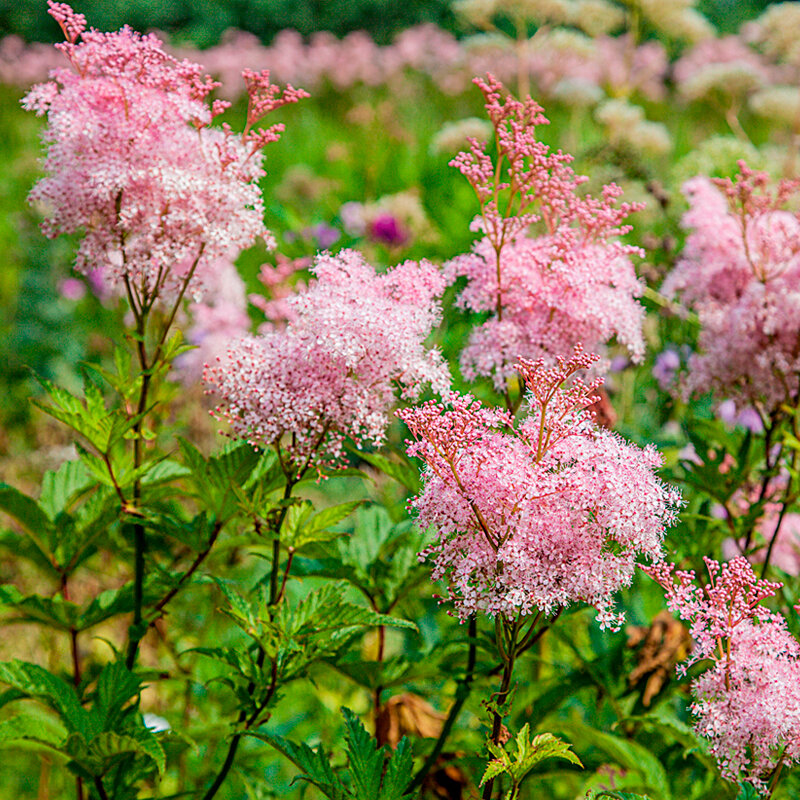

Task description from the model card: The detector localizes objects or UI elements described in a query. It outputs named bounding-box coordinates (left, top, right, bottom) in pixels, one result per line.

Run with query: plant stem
left=93, top=777, right=109, bottom=800
left=373, top=621, right=386, bottom=741
left=409, top=616, right=478, bottom=793
left=124, top=308, right=151, bottom=671
left=201, top=471, right=298, bottom=799
left=483, top=617, right=521, bottom=800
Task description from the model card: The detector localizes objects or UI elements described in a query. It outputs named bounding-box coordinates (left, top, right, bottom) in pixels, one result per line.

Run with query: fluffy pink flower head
left=643, top=557, right=800, bottom=790
left=205, top=249, right=450, bottom=473
left=400, top=347, right=680, bottom=628
left=663, top=162, right=800, bottom=413
left=447, top=75, right=645, bottom=392
left=23, top=2, right=307, bottom=310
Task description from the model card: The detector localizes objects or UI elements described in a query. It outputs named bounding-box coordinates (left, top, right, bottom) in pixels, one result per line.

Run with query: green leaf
left=253, top=731, right=347, bottom=800
left=0, top=484, right=53, bottom=541
left=0, top=660, right=94, bottom=736
left=382, top=737, right=413, bottom=800
left=255, top=707, right=412, bottom=800
left=0, top=711, right=67, bottom=749
left=351, top=449, right=420, bottom=493
left=555, top=722, right=669, bottom=800
left=283, top=500, right=361, bottom=551
left=65, top=729, right=165, bottom=776
left=0, top=585, right=79, bottom=630
left=342, top=706, right=384, bottom=800
left=38, top=460, right=92, bottom=520
left=481, top=726, right=581, bottom=789
left=93, top=662, right=143, bottom=730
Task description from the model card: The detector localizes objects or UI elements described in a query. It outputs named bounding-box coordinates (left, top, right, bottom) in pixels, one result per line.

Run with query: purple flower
left=306, top=223, right=340, bottom=249
left=368, top=213, right=408, bottom=247
left=653, top=348, right=680, bottom=390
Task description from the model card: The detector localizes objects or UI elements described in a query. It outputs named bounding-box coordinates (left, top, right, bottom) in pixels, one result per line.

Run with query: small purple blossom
left=368, top=213, right=408, bottom=247
left=307, top=223, right=340, bottom=249
left=653, top=348, right=680, bottom=390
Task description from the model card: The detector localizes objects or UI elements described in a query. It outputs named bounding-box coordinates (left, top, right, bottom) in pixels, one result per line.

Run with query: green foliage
left=556, top=722, right=671, bottom=800
left=481, top=725, right=582, bottom=800
left=0, top=659, right=164, bottom=789
left=256, top=707, right=413, bottom=800
left=292, top=504, right=424, bottom=612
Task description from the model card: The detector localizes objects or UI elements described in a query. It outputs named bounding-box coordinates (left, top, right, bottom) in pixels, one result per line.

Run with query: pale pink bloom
left=58, top=277, right=86, bottom=301
left=250, top=254, right=312, bottom=329
left=664, top=164, right=800, bottom=413
left=401, top=348, right=680, bottom=628
left=205, top=249, right=449, bottom=472
left=448, top=75, right=645, bottom=390
left=24, top=3, right=306, bottom=310
left=643, top=557, right=800, bottom=790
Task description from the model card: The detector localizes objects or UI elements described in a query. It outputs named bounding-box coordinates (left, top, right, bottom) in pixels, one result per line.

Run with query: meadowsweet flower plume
left=205, top=249, right=450, bottom=473
left=400, top=346, right=681, bottom=628
left=663, top=162, right=800, bottom=414
left=643, top=556, right=800, bottom=791
left=447, top=75, right=646, bottom=397
left=23, top=1, right=308, bottom=312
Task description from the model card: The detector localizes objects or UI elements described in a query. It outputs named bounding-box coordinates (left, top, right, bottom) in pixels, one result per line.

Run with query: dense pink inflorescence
left=447, top=75, right=645, bottom=392
left=205, top=249, right=450, bottom=472
left=23, top=2, right=307, bottom=309
left=643, top=557, right=800, bottom=790
left=663, top=163, right=800, bottom=413
left=400, top=347, right=680, bottom=628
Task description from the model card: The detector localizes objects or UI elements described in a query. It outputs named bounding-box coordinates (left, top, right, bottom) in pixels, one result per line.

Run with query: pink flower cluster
left=1, top=23, right=669, bottom=104
left=447, top=75, right=645, bottom=391
left=644, top=557, right=800, bottom=790
left=205, top=249, right=450, bottom=472
left=23, top=2, right=306, bottom=309
left=663, top=163, right=800, bottom=413
left=400, top=348, right=680, bottom=628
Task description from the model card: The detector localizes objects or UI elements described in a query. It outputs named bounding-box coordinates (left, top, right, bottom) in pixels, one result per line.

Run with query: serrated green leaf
left=214, top=579, right=258, bottom=632
left=480, top=759, right=507, bottom=787
left=0, top=484, right=53, bottom=541
left=252, top=731, right=348, bottom=800
left=342, top=707, right=384, bottom=800
left=382, top=736, right=413, bottom=800
left=0, top=711, right=67, bottom=748
left=94, top=662, right=143, bottom=730
left=139, top=459, right=190, bottom=486
left=67, top=730, right=165, bottom=776
left=38, top=460, right=92, bottom=520
left=0, top=660, right=94, bottom=736
left=284, top=501, right=361, bottom=552
left=0, top=585, right=79, bottom=630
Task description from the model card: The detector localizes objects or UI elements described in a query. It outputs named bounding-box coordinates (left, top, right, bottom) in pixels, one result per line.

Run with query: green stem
left=202, top=471, right=298, bottom=799
left=483, top=617, right=521, bottom=800
left=409, top=617, right=478, bottom=793
left=93, top=777, right=109, bottom=800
